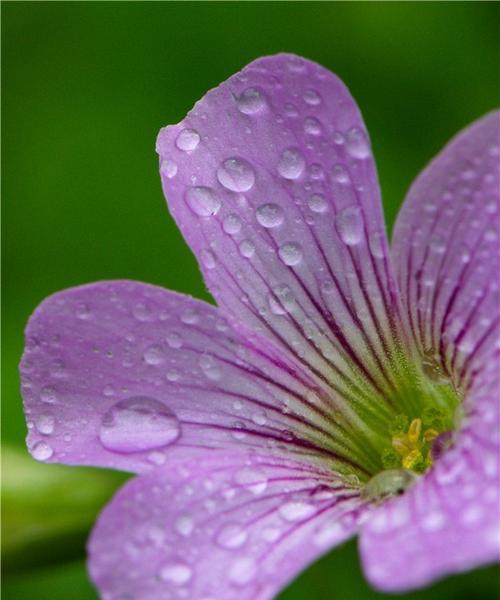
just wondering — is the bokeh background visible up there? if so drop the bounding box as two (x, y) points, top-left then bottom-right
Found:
(2, 2), (500, 599)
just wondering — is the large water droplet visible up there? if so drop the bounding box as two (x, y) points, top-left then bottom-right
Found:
(307, 193), (327, 213)
(99, 397), (180, 453)
(235, 87), (266, 114)
(32, 441), (54, 461)
(279, 501), (316, 522)
(335, 205), (363, 246)
(216, 523), (248, 549)
(278, 242), (303, 266)
(159, 561), (193, 585)
(256, 203), (284, 228)
(185, 186), (221, 217)
(176, 128), (200, 152)
(217, 158), (255, 192)
(166, 332), (183, 349)
(278, 148), (305, 180)
(345, 127), (370, 159)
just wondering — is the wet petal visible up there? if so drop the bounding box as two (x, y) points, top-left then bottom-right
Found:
(157, 53), (405, 408)
(89, 451), (365, 600)
(392, 111), (500, 389)
(20, 280), (367, 473)
(360, 376), (500, 592)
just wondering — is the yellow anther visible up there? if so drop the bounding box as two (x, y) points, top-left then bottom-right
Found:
(392, 434), (411, 456)
(424, 428), (439, 442)
(407, 418), (422, 445)
(402, 449), (423, 470)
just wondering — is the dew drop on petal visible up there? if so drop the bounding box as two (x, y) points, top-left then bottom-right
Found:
(368, 231), (385, 259)
(32, 441), (54, 461)
(160, 159), (178, 179)
(201, 248), (217, 269)
(304, 116), (322, 135)
(331, 163), (350, 184)
(345, 127), (370, 159)
(158, 561), (193, 585)
(217, 158), (255, 192)
(176, 128), (200, 152)
(235, 87), (266, 114)
(303, 88), (322, 106)
(228, 556), (256, 585)
(279, 501), (315, 522)
(185, 186), (221, 217)
(256, 203), (284, 228)
(143, 344), (165, 365)
(278, 242), (303, 266)
(99, 397), (180, 453)
(308, 193), (327, 213)
(335, 205), (363, 246)
(239, 239), (255, 258)
(234, 468), (268, 495)
(215, 523), (248, 549)
(277, 148), (305, 180)
(36, 414), (55, 435)
(40, 386), (58, 404)
(175, 515), (194, 537)
(223, 214), (242, 235)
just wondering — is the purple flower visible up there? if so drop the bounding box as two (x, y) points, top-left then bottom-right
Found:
(20, 54), (499, 599)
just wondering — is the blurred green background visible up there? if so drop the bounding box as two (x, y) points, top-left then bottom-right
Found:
(2, 2), (500, 599)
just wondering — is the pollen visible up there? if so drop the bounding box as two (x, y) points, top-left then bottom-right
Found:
(382, 413), (447, 474)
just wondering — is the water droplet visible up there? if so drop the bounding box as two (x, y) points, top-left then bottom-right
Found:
(235, 87), (266, 114)
(160, 159), (178, 178)
(143, 344), (165, 365)
(133, 302), (153, 321)
(277, 148), (305, 180)
(36, 414), (55, 435)
(278, 242), (303, 266)
(181, 309), (199, 325)
(217, 158), (255, 192)
(216, 523), (248, 549)
(185, 186), (221, 217)
(99, 397), (180, 453)
(345, 127), (370, 159)
(303, 88), (322, 106)
(159, 561), (192, 585)
(198, 354), (221, 381)
(279, 501), (315, 522)
(256, 203), (284, 228)
(166, 332), (183, 349)
(284, 102), (298, 118)
(304, 117), (322, 135)
(361, 469), (417, 501)
(368, 232), (385, 259)
(201, 248), (217, 269)
(223, 214), (242, 235)
(229, 556), (256, 585)
(166, 368), (180, 382)
(239, 239), (255, 258)
(32, 441), (53, 461)
(175, 515), (194, 537)
(335, 205), (363, 246)
(75, 303), (91, 319)
(331, 163), (349, 184)
(40, 386), (57, 404)
(235, 468), (268, 495)
(176, 128), (200, 152)
(308, 193), (327, 213)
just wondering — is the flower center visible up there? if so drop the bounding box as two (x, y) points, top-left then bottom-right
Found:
(321, 350), (462, 496)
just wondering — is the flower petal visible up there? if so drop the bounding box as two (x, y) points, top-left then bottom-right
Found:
(20, 280), (365, 473)
(89, 451), (365, 600)
(157, 53), (405, 405)
(392, 111), (500, 388)
(360, 377), (500, 592)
